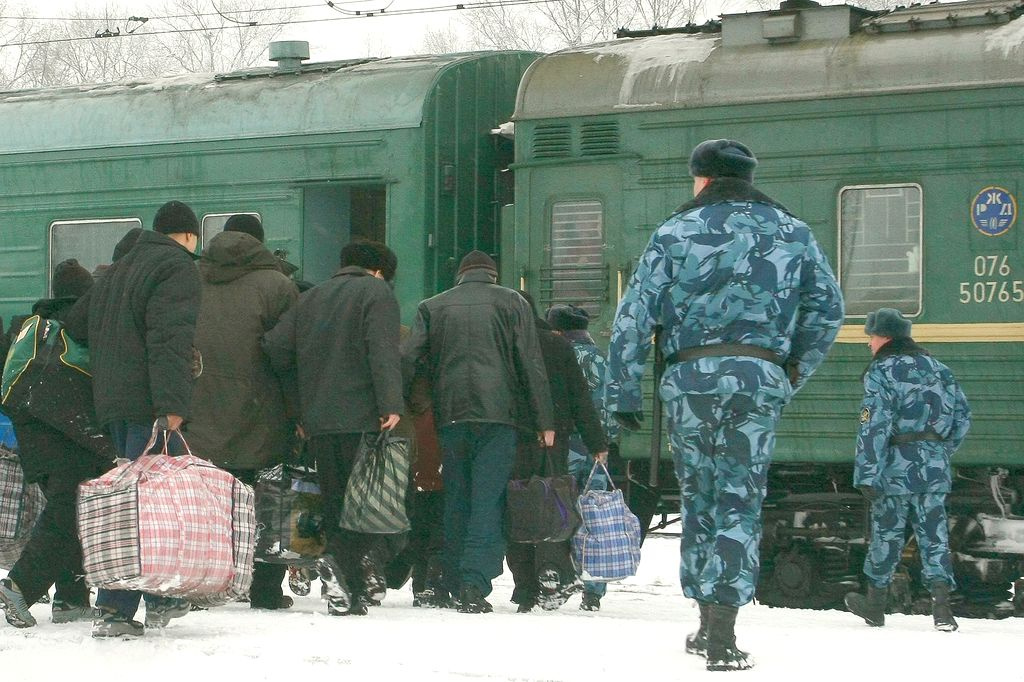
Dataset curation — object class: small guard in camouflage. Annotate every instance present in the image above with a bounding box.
[604,139,843,670]
[845,308,970,632]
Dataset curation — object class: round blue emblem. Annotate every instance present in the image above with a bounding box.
[971,186,1017,236]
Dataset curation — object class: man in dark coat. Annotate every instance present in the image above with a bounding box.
[507,291,606,614]
[74,200,203,639]
[188,220,299,610]
[402,251,555,614]
[263,240,403,617]
[0,260,114,629]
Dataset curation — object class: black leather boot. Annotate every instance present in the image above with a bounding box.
[845,584,887,627]
[930,581,958,632]
[705,604,753,671]
[685,601,709,657]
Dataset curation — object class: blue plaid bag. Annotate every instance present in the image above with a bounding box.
[571,460,641,582]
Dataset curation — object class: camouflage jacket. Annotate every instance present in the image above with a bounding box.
[605,178,844,412]
[565,331,619,442]
[855,341,971,494]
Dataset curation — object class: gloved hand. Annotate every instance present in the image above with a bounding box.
[857,485,880,501]
[613,411,644,432]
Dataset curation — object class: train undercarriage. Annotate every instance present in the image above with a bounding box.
[623,461,1024,618]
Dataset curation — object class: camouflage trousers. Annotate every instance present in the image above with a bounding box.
[666,391,783,607]
[864,493,956,589]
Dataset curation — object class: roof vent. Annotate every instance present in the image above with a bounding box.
[269,41,310,71]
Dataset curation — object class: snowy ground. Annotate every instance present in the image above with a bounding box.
[3,535,1023,680]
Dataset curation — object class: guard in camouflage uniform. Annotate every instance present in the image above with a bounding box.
[844,308,970,632]
[605,139,843,671]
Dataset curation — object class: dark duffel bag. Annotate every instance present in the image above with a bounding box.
[506,448,580,544]
[254,460,324,565]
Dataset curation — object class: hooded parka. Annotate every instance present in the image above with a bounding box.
[187,231,299,469]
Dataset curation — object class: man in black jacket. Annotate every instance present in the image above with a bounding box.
[263,240,403,617]
[77,200,203,639]
[507,291,607,613]
[402,251,555,613]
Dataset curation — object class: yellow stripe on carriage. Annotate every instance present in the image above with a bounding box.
[835,323,1024,343]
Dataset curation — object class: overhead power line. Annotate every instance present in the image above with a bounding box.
[0,3,331,22]
[0,0,559,50]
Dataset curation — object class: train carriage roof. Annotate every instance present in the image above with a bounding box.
[514,0,1024,119]
[0,51,519,154]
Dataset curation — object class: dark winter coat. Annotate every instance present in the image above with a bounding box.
[68,230,201,426]
[262,266,403,436]
[402,270,554,431]
[186,232,299,470]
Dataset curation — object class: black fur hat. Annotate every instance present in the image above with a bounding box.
[153,200,200,236]
[546,304,590,331]
[224,214,264,243]
[689,139,758,182]
[864,308,912,339]
[52,258,94,299]
[339,239,398,282]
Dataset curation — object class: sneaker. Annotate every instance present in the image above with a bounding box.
[580,592,602,612]
[537,569,581,611]
[0,579,37,628]
[250,595,294,611]
[457,584,493,614]
[92,612,144,639]
[288,566,312,596]
[144,598,190,628]
[51,599,99,624]
[315,555,352,615]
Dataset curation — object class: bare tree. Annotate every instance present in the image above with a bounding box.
[149,0,295,74]
[461,4,550,51]
[420,23,467,54]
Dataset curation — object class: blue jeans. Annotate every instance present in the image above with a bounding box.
[95,421,187,620]
[438,422,517,597]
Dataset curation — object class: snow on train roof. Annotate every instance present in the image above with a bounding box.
[514,6,1024,119]
[0,52,500,155]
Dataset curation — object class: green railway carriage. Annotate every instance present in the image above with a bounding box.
[0,46,538,325]
[509,0,1024,614]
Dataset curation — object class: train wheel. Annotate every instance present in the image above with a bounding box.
[759,546,842,610]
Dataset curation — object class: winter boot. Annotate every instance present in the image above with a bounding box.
[92,611,144,639]
[250,595,294,611]
[685,601,710,657]
[579,592,602,612]
[288,566,312,596]
[845,584,887,627]
[930,581,959,632]
[144,598,190,628]
[537,568,581,611]
[0,578,36,628]
[457,584,493,614]
[315,554,352,615]
[361,554,388,604]
[705,604,754,672]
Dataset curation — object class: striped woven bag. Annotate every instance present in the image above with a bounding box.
[338,431,411,534]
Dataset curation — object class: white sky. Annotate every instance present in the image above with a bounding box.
[32,0,741,63]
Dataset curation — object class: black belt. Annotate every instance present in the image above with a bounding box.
[665,344,785,368]
[889,431,944,446]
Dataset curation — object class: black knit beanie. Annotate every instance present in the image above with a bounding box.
[112,227,143,261]
[458,250,498,278]
[52,258,94,298]
[864,308,912,340]
[546,304,590,331]
[224,214,264,243]
[153,200,200,236]
[689,139,758,182]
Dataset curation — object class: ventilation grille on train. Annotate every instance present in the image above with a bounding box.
[532,123,571,158]
[580,121,619,156]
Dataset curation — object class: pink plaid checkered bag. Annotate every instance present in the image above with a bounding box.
[77,427,255,604]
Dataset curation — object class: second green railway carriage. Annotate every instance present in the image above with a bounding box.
[509,0,1024,614]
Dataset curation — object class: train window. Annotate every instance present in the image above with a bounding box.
[838,184,922,316]
[544,200,605,316]
[201,212,261,249]
[49,218,143,291]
